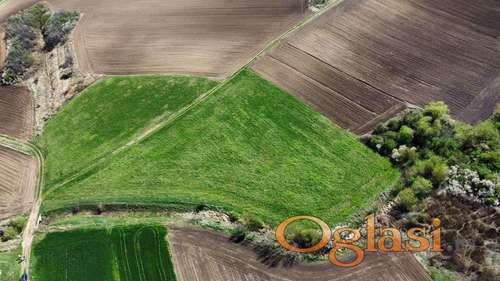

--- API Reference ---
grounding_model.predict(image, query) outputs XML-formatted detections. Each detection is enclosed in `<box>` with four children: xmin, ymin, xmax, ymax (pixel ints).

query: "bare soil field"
<box><xmin>0</xmin><ymin>145</ymin><xmax>37</xmax><ymax>220</ymax></box>
<box><xmin>0</xmin><ymin>0</ymin><xmax>39</xmax><ymax>23</ymax></box>
<box><xmin>169</xmin><ymin>227</ymin><xmax>432</xmax><ymax>281</ymax></box>
<box><xmin>252</xmin><ymin>0</ymin><xmax>500</xmax><ymax>133</ymax></box>
<box><xmin>0</xmin><ymin>86</ymin><xmax>33</xmax><ymax>140</ymax></box>
<box><xmin>46</xmin><ymin>0</ymin><xmax>306</xmax><ymax>78</ymax></box>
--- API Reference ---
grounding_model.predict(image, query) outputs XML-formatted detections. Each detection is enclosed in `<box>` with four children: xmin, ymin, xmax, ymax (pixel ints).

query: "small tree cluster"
<box><xmin>0</xmin><ymin>216</ymin><xmax>27</xmax><ymax>242</ymax></box>
<box><xmin>1</xmin><ymin>3</ymin><xmax>50</xmax><ymax>84</ymax></box>
<box><xmin>286</xmin><ymin>228</ymin><xmax>322</xmax><ymax>249</ymax></box>
<box><xmin>43</xmin><ymin>11</ymin><xmax>80</xmax><ymax>51</ymax></box>
<box><xmin>1</xmin><ymin>3</ymin><xmax>79</xmax><ymax>84</ymax></box>
<box><xmin>242</xmin><ymin>215</ymin><xmax>264</xmax><ymax>232</ymax></box>
<box><xmin>310</xmin><ymin>0</ymin><xmax>329</xmax><ymax>7</ymax></box>
<box><xmin>364</xmin><ymin>102</ymin><xmax>499</xmax><ymax>210</ymax></box>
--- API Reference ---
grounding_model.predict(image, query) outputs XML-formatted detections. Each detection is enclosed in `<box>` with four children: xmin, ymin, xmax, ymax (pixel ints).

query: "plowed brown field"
<box><xmin>0</xmin><ymin>86</ymin><xmax>33</xmax><ymax>140</ymax></box>
<box><xmin>47</xmin><ymin>0</ymin><xmax>306</xmax><ymax>78</ymax></box>
<box><xmin>0</xmin><ymin>145</ymin><xmax>37</xmax><ymax>220</ymax></box>
<box><xmin>169</xmin><ymin>227</ymin><xmax>432</xmax><ymax>281</ymax></box>
<box><xmin>252</xmin><ymin>0</ymin><xmax>500</xmax><ymax>133</ymax></box>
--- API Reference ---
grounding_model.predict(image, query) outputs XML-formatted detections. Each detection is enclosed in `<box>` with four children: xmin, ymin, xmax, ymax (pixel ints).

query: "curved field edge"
<box><xmin>30</xmin><ymin>224</ymin><xmax>176</xmax><ymax>281</ymax></box>
<box><xmin>36</xmin><ymin>75</ymin><xmax>218</xmax><ymax>188</ymax></box>
<box><xmin>41</xmin><ymin>69</ymin><xmax>399</xmax><ymax>226</ymax></box>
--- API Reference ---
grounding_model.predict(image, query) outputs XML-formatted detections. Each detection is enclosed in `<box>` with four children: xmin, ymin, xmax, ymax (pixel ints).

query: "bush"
<box><xmin>311</xmin><ymin>0</ymin><xmax>328</xmax><ymax>7</ymax></box>
<box><xmin>20</xmin><ymin>3</ymin><xmax>50</xmax><ymax>30</ymax></box>
<box><xmin>1</xmin><ymin>4</ymin><xmax>50</xmax><ymax>84</ymax></box>
<box><xmin>0</xmin><ymin>226</ymin><xmax>18</xmax><ymax>242</ymax></box>
<box><xmin>398</xmin><ymin>125</ymin><xmax>414</xmax><ymax>144</ymax></box>
<box><xmin>391</xmin><ymin>145</ymin><xmax>418</xmax><ymax>167</ymax></box>
<box><xmin>424</xmin><ymin>101</ymin><xmax>449</xmax><ymax>120</ymax></box>
<box><xmin>8</xmin><ymin>216</ymin><xmax>27</xmax><ymax>233</ymax></box>
<box><xmin>399</xmin><ymin>188</ymin><xmax>417</xmax><ymax>211</ymax></box>
<box><xmin>411</xmin><ymin>176</ymin><xmax>433</xmax><ymax>197</ymax></box>
<box><xmin>229</xmin><ymin>227</ymin><xmax>247</xmax><ymax>243</ymax></box>
<box><xmin>402</xmin><ymin>109</ymin><xmax>423</xmax><ymax>128</ymax></box>
<box><xmin>43</xmin><ymin>11</ymin><xmax>79</xmax><ymax>51</ymax></box>
<box><xmin>2</xmin><ymin>41</ymin><xmax>34</xmax><ymax>84</ymax></box>
<box><xmin>243</xmin><ymin>216</ymin><xmax>264</xmax><ymax>232</ymax></box>
<box><xmin>286</xmin><ymin>228</ymin><xmax>322</xmax><ymax>249</ymax></box>
<box><xmin>412</xmin><ymin>156</ymin><xmax>448</xmax><ymax>185</ymax></box>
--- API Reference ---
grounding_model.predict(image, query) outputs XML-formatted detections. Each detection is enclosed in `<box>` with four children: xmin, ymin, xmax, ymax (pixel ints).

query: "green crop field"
<box><xmin>31</xmin><ymin>225</ymin><xmax>176</xmax><ymax>281</ymax></box>
<box><xmin>41</xmin><ymin>69</ymin><xmax>399</xmax><ymax>225</ymax></box>
<box><xmin>37</xmin><ymin>76</ymin><xmax>217</xmax><ymax>188</ymax></box>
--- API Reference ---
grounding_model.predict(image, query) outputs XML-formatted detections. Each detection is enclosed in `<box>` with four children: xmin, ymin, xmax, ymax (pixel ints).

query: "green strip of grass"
<box><xmin>42</xmin><ymin>69</ymin><xmax>399</xmax><ymax>225</ymax></box>
<box><xmin>37</xmin><ymin>76</ymin><xmax>217</xmax><ymax>188</ymax></box>
<box><xmin>31</xmin><ymin>225</ymin><xmax>176</xmax><ymax>281</ymax></box>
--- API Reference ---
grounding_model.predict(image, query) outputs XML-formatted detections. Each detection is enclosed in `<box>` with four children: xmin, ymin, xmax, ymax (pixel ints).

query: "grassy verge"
<box><xmin>37</xmin><ymin>76</ymin><xmax>217</xmax><ymax>188</ymax></box>
<box><xmin>31</xmin><ymin>224</ymin><xmax>176</xmax><ymax>281</ymax></box>
<box><xmin>42</xmin><ymin>69</ymin><xmax>399</xmax><ymax>225</ymax></box>
<box><xmin>0</xmin><ymin>246</ymin><xmax>21</xmax><ymax>281</ymax></box>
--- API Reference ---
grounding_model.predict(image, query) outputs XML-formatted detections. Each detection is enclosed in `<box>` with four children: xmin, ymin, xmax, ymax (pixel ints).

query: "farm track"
<box><xmin>252</xmin><ymin>0</ymin><xmax>500</xmax><ymax>133</ymax></box>
<box><xmin>0</xmin><ymin>86</ymin><xmax>34</xmax><ymax>141</ymax></box>
<box><xmin>46</xmin><ymin>0</ymin><xmax>307</xmax><ymax>79</ymax></box>
<box><xmin>169</xmin><ymin>227</ymin><xmax>432</xmax><ymax>281</ymax></box>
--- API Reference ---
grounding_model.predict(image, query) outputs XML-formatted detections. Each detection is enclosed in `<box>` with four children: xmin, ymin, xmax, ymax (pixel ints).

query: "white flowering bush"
<box><xmin>391</xmin><ymin>145</ymin><xmax>418</xmax><ymax>166</ymax></box>
<box><xmin>444</xmin><ymin>166</ymin><xmax>499</xmax><ymax>206</ymax></box>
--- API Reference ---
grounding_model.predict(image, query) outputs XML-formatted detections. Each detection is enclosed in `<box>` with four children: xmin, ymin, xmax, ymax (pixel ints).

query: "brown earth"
<box><xmin>46</xmin><ymin>0</ymin><xmax>307</xmax><ymax>79</ymax></box>
<box><xmin>0</xmin><ymin>145</ymin><xmax>37</xmax><ymax>220</ymax></box>
<box><xmin>0</xmin><ymin>86</ymin><xmax>33</xmax><ymax>140</ymax></box>
<box><xmin>169</xmin><ymin>226</ymin><xmax>432</xmax><ymax>281</ymax></box>
<box><xmin>252</xmin><ymin>0</ymin><xmax>500</xmax><ymax>134</ymax></box>
<box><xmin>0</xmin><ymin>0</ymin><xmax>39</xmax><ymax>23</ymax></box>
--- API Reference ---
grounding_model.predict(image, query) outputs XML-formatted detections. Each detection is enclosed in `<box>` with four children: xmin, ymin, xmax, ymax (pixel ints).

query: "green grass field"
<box><xmin>37</xmin><ymin>76</ymin><xmax>217</xmax><ymax>188</ymax></box>
<box><xmin>31</xmin><ymin>225</ymin><xmax>176</xmax><ymax>281</ymax></box>
<box><xmin>41</xmin><ymin>69</ymin><xmax>399</xmax><ymax>225</ymax></box>
<box><xmin>0</xmin><ymin>246</ymin><xmax>21</xmax><ymax>281</ymax></box>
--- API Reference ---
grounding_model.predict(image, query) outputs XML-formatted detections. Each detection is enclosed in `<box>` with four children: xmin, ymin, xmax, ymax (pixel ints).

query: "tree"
<box><xmin>8</xmin><ymin>216</ymin><xmax>27</xmax><ymax>233</ymax></box>
<box><xmin>399</xmin><ymin>188</ymin><xmax>417</xmax><ymax>211</ymax></box>
<box><xmin>424</xmin><ymin>101</ymin><xmax>449</xmax><ymax>120</ymax></box>
<box><xmin>0</xmin><ymin>226</ymin><xmax>17</xmax><ymax>242</ymax></box>
<box><xmin>412</xmin><ymin>156</ymin><xmax>449</xmax><ymax>185</ymax></box>
<box><xmin>243</xmin><ymin>216</ymin><xmax>264</xmax><ymax>232</ymax></box>
<box><xmin>398</xmin><ymin>125</ymin><xmax>414</xmax><ymax>144</ymax></box>
<box><xmin>411</xmin><ymin>176</ymin><xmax>433</xmax><ymax>197</ymax></box>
